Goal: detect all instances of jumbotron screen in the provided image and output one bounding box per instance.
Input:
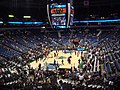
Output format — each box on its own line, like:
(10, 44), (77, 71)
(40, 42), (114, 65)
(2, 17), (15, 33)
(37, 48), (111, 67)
(52, 17), (66, 25)
(70, 6), (74, 25)
(50, 4), (67, 28)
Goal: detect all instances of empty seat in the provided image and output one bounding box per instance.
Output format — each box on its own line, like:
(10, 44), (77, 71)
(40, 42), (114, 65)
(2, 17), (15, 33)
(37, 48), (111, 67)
(107, 63), (112, 74)
(114, 60), (120, 72)
(104, 62), (107, 72)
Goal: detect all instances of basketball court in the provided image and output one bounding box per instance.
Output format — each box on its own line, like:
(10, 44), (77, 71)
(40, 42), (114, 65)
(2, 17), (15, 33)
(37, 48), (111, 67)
(30, 50), (87, 70)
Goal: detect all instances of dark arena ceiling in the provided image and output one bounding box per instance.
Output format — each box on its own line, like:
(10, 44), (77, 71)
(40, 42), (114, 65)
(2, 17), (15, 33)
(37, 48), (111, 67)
(0, 0), (120, 21)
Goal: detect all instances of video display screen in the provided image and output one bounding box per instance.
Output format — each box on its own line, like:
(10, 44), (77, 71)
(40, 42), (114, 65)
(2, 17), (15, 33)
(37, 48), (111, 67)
(52, 16), (66, 25)
(50, 4), (67, 28)
(70, 6), (74, 25)
(51, 8), (66, 14)
(70, 16), (73, 25)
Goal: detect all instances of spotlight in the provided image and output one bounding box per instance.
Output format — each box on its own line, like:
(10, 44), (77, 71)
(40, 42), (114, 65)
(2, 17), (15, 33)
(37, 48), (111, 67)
(8, 15), (14, 18)
(23, 16), (31, 19)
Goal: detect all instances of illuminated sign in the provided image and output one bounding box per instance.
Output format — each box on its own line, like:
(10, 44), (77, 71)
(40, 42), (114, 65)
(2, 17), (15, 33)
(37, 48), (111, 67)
(51, 8), (66, 14)
(71, 9), (74, 15)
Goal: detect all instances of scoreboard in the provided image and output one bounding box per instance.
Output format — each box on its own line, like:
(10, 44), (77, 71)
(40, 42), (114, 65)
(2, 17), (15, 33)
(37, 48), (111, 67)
(50, 4), (67, 28)
(70, 6), (74, 25)
(51, 8), (66, 14)
(47, 0), (74, 29)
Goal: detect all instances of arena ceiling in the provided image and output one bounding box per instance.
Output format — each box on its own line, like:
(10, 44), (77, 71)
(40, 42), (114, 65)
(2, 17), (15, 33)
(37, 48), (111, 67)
(0, 0), (120, 21)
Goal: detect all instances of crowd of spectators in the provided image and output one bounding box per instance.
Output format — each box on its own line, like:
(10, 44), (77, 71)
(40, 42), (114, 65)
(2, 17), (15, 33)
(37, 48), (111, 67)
(0, 29), (120, 89)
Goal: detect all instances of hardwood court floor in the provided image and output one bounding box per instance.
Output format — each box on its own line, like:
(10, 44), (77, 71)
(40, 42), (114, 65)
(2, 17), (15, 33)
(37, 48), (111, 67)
(30, 50), (86, 69)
